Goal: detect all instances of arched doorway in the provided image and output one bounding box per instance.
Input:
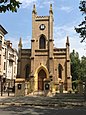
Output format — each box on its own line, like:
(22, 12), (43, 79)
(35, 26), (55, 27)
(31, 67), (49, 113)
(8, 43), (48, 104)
(38, 69), (46, 90)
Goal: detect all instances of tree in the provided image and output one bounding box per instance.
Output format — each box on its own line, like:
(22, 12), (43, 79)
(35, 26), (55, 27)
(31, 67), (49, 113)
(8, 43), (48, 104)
(70, 50), (86, 90)
(70, 50), (80, 81)
(70, 50), (81, 89)
(0, 0), (21, 13)
(75, 0), (86, 43)
(80, 56), (86, 81)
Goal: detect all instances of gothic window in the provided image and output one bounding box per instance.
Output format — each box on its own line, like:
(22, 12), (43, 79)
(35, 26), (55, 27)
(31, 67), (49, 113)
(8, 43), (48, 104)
(58, 64), (63, 79)
(39, 35), (46, 49)
(25, 65), (30, 79)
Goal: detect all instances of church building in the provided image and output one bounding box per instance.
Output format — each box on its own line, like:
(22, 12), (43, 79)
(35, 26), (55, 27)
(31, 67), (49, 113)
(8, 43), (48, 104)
(17, 4), (72, 94)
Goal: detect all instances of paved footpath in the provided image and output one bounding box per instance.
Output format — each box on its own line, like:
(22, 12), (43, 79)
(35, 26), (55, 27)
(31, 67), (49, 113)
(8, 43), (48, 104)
(0, 93), (86, 115)
(0, 93), (86, 108)
(0, 103), (86, 115)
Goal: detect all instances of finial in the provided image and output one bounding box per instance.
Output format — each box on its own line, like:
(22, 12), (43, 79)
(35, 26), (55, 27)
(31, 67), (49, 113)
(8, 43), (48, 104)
(66, 36), (70, 46)
(49, 4), (53, 14)
(18, 37), (22, 48)
(32, 4), (37, 14)
(50, 4), (52, 9)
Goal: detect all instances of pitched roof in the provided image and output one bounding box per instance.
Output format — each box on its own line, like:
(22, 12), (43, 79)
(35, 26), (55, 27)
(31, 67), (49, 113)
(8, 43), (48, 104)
(0, 25), (8, 35)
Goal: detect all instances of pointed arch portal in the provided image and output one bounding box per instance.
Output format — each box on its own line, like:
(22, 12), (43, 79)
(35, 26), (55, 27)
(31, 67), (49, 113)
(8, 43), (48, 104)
(38, 69), (46, 90)
(34, 64), (49, 91)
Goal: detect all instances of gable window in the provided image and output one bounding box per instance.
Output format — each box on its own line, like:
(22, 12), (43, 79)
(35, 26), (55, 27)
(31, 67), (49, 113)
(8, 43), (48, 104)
(39, 35), (46, 49)
(58, 64), (63, 79)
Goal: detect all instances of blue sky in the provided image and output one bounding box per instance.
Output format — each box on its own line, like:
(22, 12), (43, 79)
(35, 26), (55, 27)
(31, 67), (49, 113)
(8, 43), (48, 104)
(0, 0), (86, 58)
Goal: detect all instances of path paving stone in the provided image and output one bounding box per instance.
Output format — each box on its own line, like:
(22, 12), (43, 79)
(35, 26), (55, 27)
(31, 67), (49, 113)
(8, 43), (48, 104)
(0, 93), (86, 108)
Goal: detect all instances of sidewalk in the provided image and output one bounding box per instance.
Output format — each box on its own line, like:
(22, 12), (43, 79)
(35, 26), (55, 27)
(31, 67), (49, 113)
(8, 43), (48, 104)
(0, 93), (86, 108)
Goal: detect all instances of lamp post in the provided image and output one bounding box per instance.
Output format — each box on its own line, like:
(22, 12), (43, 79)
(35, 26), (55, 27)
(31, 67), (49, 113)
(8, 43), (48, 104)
(1, 77), (3, 96)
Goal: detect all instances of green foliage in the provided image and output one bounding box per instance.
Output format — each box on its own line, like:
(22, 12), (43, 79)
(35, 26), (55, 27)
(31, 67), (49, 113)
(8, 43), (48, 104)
(70, 50), (80, 81)
(80, 56), (86, 81)
(75, 0), (86, 42)
(0, 0), (21, 13)
(70, 50), (86, 90)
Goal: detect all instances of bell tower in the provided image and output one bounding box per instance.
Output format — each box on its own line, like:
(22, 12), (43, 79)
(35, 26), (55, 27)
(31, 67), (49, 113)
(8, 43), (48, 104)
(31, 4), (54, 78)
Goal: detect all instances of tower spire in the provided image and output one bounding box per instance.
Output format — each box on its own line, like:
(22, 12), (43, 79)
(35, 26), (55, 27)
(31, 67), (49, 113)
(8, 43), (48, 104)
(66, 36), (70, 46)
(18, 37), (22, 49)
(32, 4), (37, 14)
(49, 4), (53, 14)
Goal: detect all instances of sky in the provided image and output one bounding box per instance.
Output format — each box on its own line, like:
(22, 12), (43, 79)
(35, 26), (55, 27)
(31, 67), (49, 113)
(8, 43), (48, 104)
(0, 0), (86, 58)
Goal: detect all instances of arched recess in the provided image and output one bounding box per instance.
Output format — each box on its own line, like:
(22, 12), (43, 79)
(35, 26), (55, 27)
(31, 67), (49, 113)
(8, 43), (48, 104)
(34, 64), (49, 91)
(25, 64), (30, 79)
(58, 64), (63, 79)
(38, 69), (46, 90)
(39, 34), (46, 49)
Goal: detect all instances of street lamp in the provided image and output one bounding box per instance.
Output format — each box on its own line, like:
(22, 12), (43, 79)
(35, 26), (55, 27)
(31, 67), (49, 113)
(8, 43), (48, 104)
(1, 77), (3, 96)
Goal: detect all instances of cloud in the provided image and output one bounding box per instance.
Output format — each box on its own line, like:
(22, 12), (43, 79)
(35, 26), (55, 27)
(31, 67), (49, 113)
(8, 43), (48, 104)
(6, 35), (31, 50)
(19, 0), (37, 8)
(54, 23), (86, 58)
(38, 0), (54, 8)
(19, 0), (55, 9)
(43, 0), (54, 5)
(60, 6), (72, 13)
(22, 36), (31, 48)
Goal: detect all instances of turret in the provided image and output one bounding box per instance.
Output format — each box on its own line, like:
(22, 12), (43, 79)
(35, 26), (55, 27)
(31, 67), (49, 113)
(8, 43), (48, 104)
(66, 36), (72, 90)
(32, 4), (37, 39)
(49, 4), (53, 41)
(17, 37), (22, 78)
(49, 4), (54, 78)
(49, 4), (54, 57)
(66, 36), (70, 61)
(66, 36), (70, 47)
(49, 4), (53, 14)
(32, 4), (37, 15)
(18, 37), (22, 51)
